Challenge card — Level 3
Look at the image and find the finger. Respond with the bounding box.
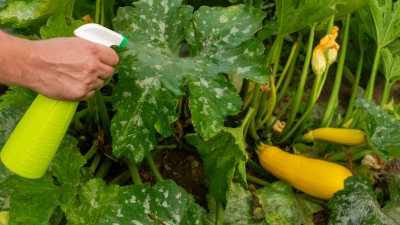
[87,78,105,90]
[95,43,120,66]
[78,90,96,101]
[97,63,114,80]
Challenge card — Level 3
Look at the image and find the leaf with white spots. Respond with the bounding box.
[100,180,209,224]
[355,98,400,162]
[65,179,121,225]
[0,107,27,150]
[185,120,248,206]
[276,0,337,36]
[112,0,271,162]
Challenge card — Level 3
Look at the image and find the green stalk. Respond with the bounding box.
[129,163,143,185]
[254,0,263,8]
[248,84,261,140]
[105,0,116,19]
[100,0,105,26]
[84,98,94,131]
[327,147,364,162]
[216,199,224,224]
[343,51,364,124]
[243,108,255,138]
[107,170,130,186]
[74,114,83,131]
[294,68,328,136]
[266,96,295,132]
[380,80,391,108]
[246,158,277,181]
[240,79,250,101]
[255,90,268,123]
[256,76,276,130]
[276,40,298,90]
[275,34,302,106]
[365,47,382,100]
[246,174,269,186]
[348,111,360,129]
[146,152,164,182]
[177,95,183,120]
[95,160,112,178]
[75,109,88,119]
[248,0,254,6]
[320,14,351,127]
[84,144,98,161]
[95,0,101,24]
[95,90,112,145]
[326,15,335,35]
[352,150,374,161]
[278,75,322,143]
[281,25,316,135]
[90,153,102,173]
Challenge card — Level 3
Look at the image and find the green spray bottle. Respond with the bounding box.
[1,24,128,179]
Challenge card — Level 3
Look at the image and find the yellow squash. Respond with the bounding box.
[302,128,366,146]
[256,142,353,200]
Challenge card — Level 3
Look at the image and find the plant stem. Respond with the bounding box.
[84,98,95,131]
[248,84,261,140]
[100,0,105,26]
[254,0,263,8]
[380,80,391,108]
[348,111,360,129]
[320,14,351,127]
[90,153,102,173]
[95,90,112,145]
[95,160,112,178]
[105,0,116,19]
[327,147,364,162]
[281,24,315,135]
[343,51,364,124]
[74,114,83,131]
[129,163,143,185]
[146,152,164,182]
[276,40,298,90]
[216,199,224,225]
[84,144,98,161]
[107,170,130,186]
[352,150,374,161]
[246,157,277,181]
[240,79,250,101]
[248,0,254,6]
[365,47,382,100]
[242,108,255,138]
[266,96,295,132]
[177,95,183,120]
[256,76,276,130]
[255,90,268,123]
[246,174,269,186]
[278,75,322,143]
[95,0,101,24]
[276,34,302,107]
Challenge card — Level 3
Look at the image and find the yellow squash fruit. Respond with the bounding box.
[302,128,366,146]
[256,142,353,200]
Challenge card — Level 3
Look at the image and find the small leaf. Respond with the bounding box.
[380,48,400,83]
[328,175,400,224]
[40,13,85,40]
[253,181,323,225]
[185,126,247,206]
[101,180,208,224]
[355,98,400,162]
[65,179,120,225]
[52,147,86,186]
[0,107,27,150]
[0,86,37,111]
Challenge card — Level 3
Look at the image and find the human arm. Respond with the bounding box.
[0,31,119,101]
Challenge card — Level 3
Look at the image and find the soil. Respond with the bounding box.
[0,84,6,96]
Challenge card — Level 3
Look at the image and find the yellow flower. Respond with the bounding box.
[312,27,340,76]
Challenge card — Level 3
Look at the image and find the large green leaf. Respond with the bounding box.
[5,176,75,225]
[0,0,75,28]
[355,98,400,162]
[52,147,86,186]
[65,179,120,224]
[0,161,14,212]
[111,1,270,163]
[185,110,252,206]
[207,182,266,224]
[328,175,400,224]
[358,0,400,48]
[275,0,337,36]
[350,13,375,51]
[0,107,27,150]
[40,13,85,40]
[335,0,368,19]
[101,180,208,224]
[253,181,323,225]
[380,48,400,83]
[0,86,37,111]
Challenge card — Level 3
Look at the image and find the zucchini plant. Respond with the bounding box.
[1,0,400,224]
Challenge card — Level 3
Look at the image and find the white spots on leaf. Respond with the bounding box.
[132,220,144,225]
[154,65,161,70]
[200,78,209,87]
[237,66,251,74]
[201,104,209,115]
[219,15,228,23]
[164,107,169,113]
[131,22,139,29]
[227,56,238,63]
[90,199,98,208]
[249,52,254,57]
[143,195,151,214]
[140,15,146,19]
[123,92,131,97]
[176,192,181,199]
[160,0,169,13]
[148,0,153,7]
[211,120,218,131]
[190,32,194,36]
[152,18,157,23]
[164,190,169,198]
[159,21,166,34]
[244,48,249,54]
[162,201,169,207]
[130,195,136,203]
[227,103,233,109]
[143,128,150,134]
[120,121,127,126]
[172,212,181,223]
[116,208,124,217]
[232,16,237,20]
[203,21,206,24]
[214,88,225,98]
[242,25,253,34]
[230,27,239,34]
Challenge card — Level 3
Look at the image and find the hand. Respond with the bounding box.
[1,34,119,101]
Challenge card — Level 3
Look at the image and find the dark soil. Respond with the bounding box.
[0,84,7,96]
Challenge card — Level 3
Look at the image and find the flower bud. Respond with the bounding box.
[361,154,381,169]
[312,49,326,76]
[327,48,338,65]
